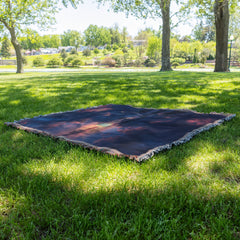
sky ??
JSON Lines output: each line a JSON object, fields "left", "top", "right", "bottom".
{"left": 41, "top": 1, "right": 195, "bottom": 37}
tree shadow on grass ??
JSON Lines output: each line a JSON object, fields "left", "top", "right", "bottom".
{"left": 0, "top": 71, "right": 219, "bottom": 117}
{"left": 1, "top": 142, "right": 240, "bottom": 239}
{"left": 0, "top": 72, "right": 193, "bottom": 122}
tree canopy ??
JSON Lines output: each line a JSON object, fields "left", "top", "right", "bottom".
{"left": 61, "top": 30, "right": 83, "bottom": 49}
{"left": 189, "top": 0, "right": 239, "bottom": 71}
{"left": 96, "top": 0, "right": 184, "bottom": 71}
{"left": 0, "top": 0, "right": 82, "bottom": 73}
{"left": 84, "top": 25, "right": 111, "bottom": 47}
{"left": 229, "top": 5, "right": 240, "bottom": 40}
{"left": 0, "top": 0, "right": 59, "bottom": 30}
{"left": 0, "top": 36, "right": 11, "bottom": 59}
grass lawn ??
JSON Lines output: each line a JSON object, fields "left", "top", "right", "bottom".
{"left": 0, "top": 71, "right": 239, "bottom": 239}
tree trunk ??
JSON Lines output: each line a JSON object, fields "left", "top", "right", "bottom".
{"left": 160, "top": 0, "right": 172, "bottom": 71}
{"left": 214, "top": 0, "right": 229, "bottom": 72}
{"left": 9, "top": 27, "right": 24, "bottom": 73}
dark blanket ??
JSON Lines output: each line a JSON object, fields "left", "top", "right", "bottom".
{"left": 5, "top": 104, "right": 235, "bottom": 162}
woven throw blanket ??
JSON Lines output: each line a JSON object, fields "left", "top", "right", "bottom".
{"left": 5, "top": 104, "right": 235, "bottom": 162}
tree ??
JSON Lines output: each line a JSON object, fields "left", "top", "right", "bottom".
{"left": 41, "top": 34, "right": 61, "bottom": 48}
{"left": 20, "top": 29, "right": 42, "bottom": 51}
{"left": 121, "top": 27, "right": 128, "bottom": 44}
{"left": 0, "top": 0, "right": 82, "bottom": 73}
{"left": 159, "top": 0, "right": 172, "bottom": 71}
{"left": 214, "top": 0, "right": 229, "bottom": 71}
{"left": 134, "top": 28, "right": 154, "bottom": 45}
{"left": 146, "top": 36, "right": 162, "bottom": 63}
{"left": 229, "top": 5, "right": 240, "bottom": 40}
{"left": 1, "top": 36, "right": 11, "bottom": 59}
{"left": 0, "top": 0, "right": 60, "bottom": 73}
{"left": 96, "top": 0, "right": 176, "bottom": 71}
{"left": 60, "top": 49, "right": 68, "bottom": 60}
{"left": 84, "top": 25, "right": 111, "bottom": 47}
{"left": 193, "top": 21, "right": 215, "bottom": 42}
{"left": 180, "top": 35, "right": 193, "bottom": 42}
{"left": 188, "top": 0, "right": 239, "bottom": 72}
{"left": 109, "top": 24, "right": 121, "bottom": 45}
{"left": 61, "top": 30, "right": 83, "bottom": 49}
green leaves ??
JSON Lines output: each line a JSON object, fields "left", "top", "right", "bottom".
{"left": 61, "top": 30, "right": 83, "bottom": 48}
{"left": 0, "top": 0, "right": 60, "bottom": 31}
{"left": 84, "top": 25, "right": 111, "bottom": 47}
{"left": 0, "top": 36, "right": 11, "bottom": 58}
{"left": 62, "top": 0, "right": 83, "bottom": 9}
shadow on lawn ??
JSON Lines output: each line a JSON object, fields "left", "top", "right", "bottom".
{"left": 0, "top": 135, "right": 240, "bottom": 239}
{"left": 0, "top": 71, "right": 240, "bottom": 239}
{"left": 1, "top": 71, "right": 238, "bottom": 119}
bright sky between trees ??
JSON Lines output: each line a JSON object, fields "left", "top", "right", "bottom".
{"left": 41, "top": 1, "right": 195, "bottom": 37}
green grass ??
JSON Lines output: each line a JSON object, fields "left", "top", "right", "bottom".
{"left": 176, "top": 63, "right": 215, "bottom": 69}
{"left": 0, "top": 71, "right": 239, "bottom": 239}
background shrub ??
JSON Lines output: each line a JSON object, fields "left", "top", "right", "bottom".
{"left": 22, "top": 56, "right": 28, "bottom": 65}
{"left": 94, "top": 58, "right": 101, "bottom": 66}
{"left": 33, "top": 56, "right": 45, "bottom": 67}
{"left": 114, "top": 49, "right": 124, "bottom": 56}
{"left": 133, "top": 58, "right": 143, "bottom": 67}
{"left": 171, "top": 62, "right": 180, "bottom": 68}
{"left": 112, "top": 55, "right": 123, "bottom": 67}
{"left": 123, "top": 53, "right": 130, "bottom": 67}
{"left": 60, "top": 49, "right": 68, "bottom": 60}
{"left": 94, "top": 48, "right": 99, "bottom": 54}
{"left": 112, "top": 44, "right": 119, "bottom": 51}
{"left": 122, "top": 47, "right": 128, "bottom": 53}
{"left": 70, "top": 48, "right": 78, "bottom": 55}
{"left": 126, "top": 60, "right": 134, "bottom": 67}
{"left": 82, "top": 49, "right": 91, "bottom": 57}
{"left": 144, "top": 58, "right": 156, "bottom": 67}
{"left": 47, "top": 57, "right": 63, "bottom": 68}
{"left": 71, "top": 57, "right": 83, "bottom": 67}
{"left": 64, "top": 56, "right": 75, "bottom": 66}
{"left": 64, "top": 56, "right": 84, "bottom": 67}
{"left": 200, "top": 56, "right": 207, "bottom": 64}
{"left": 170, "top": 58, "right": 185, "bottom": 65}
{"left": 103, "top": 49, "right": 108, "bottom": 55}
{"left": 106, "top": 45, "right": 112, "bottom": 51}
{"left": 102, "top": 57, "right": 116, "bottom": 67}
